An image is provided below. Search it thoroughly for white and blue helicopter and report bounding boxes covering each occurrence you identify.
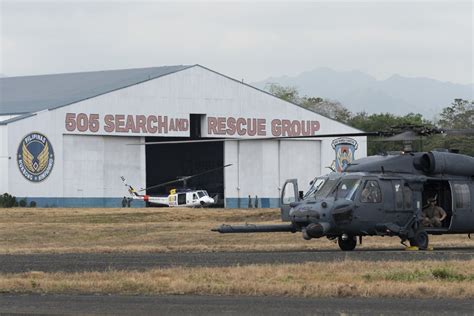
[121,164,231,207]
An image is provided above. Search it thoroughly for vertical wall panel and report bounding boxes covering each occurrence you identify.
[63,135,144,198]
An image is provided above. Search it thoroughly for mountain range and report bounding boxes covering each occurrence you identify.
[252,68,474,118]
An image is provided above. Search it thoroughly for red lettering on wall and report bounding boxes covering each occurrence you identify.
[104,115,115,132]
[271,119,281,136]
[158,116,168,133]
[236,118,246,136]
[147,116,157,133]
[217,117,226,135]
[226,117,236,135]
[257,119,266,136]
[136,115,147,133]
[208,117,218,135]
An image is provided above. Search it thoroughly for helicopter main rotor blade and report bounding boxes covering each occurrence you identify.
[128,132,381,146]
[139,164,232,192]
[139,178,187,192]
[441,128,474,136]
[179,164,232,181]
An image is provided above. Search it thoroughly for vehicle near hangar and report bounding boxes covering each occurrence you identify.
[214,150,474,251]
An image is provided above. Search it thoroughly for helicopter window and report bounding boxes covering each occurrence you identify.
[452,183,470,209]
[334,178,361,200]
[282,182,297,204]
[197,191,205,198]
[177,193,186,205]
[303,177,327,199]
[360,180,382,203]
[392,180,404,209]
[193,193,199,200]
[315,179,338,199]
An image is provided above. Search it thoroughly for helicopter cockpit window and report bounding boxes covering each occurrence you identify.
[314,178,338,199]
[303,177,327,200]
[197,191,205,198]
[360,180,382,203]
[333,178,361,200]
[193,193,199,200]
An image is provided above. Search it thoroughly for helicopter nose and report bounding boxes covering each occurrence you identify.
[302,222,331,240]
[289,206,321,223]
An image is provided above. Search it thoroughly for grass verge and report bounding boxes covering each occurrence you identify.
[0,208,472,254]
[1,260,473,298]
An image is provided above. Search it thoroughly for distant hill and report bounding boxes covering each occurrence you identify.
[252,68,474,118]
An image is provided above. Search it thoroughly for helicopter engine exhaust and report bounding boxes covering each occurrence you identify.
[417,151,474,176]
[302,222,331,240]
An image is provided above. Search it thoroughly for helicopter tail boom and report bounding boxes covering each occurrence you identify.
[212,223,296,233]
[120,176,141,197]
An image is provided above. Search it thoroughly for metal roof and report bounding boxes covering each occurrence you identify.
[0,65,193,116]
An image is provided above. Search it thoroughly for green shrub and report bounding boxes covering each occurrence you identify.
[19,199,27,207]
[431,268,466,281]
[0,193,16,208]
[29,201,37,208]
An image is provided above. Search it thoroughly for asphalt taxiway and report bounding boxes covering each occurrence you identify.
[0,294,472,315]
[1,248,473,273]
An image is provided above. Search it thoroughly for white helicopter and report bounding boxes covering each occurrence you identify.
[120,164,231,207]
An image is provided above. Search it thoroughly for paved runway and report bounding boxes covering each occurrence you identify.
[0,294,471,315]
[1,248,473,273]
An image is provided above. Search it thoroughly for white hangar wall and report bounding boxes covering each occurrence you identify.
[62,135,145,204]
[0,125,8,194]
[3,65,367,207]
[224,140,322,208]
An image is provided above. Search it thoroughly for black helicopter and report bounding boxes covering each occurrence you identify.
[213,128,474,251]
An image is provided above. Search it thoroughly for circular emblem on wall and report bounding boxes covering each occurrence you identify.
[17,132,55,182]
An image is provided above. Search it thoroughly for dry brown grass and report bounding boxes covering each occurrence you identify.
[0,207,472,254]
[1,260,473,298]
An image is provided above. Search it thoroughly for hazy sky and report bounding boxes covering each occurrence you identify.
[1,0,473,84]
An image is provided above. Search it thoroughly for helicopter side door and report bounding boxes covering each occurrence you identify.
[354,178,384,227]
[280,179,299,221]
[177,193,187,205]
[449,181,472,231]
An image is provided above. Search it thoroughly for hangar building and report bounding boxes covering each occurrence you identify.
[0,65,367,207]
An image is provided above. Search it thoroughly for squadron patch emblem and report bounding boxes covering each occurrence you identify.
[17,132,55,182]
[332,137,358,173]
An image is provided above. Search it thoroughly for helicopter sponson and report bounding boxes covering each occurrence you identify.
[213,151,474,251]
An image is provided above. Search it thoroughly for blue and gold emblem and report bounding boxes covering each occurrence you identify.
[331,137,358,173]
[17,132,55,182]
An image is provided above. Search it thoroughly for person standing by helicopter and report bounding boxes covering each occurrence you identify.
[422,195,447,227]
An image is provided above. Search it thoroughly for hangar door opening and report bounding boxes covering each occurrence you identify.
[145,137,224,206]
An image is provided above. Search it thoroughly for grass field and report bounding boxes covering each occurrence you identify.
[1,207,474,298]
[2,260,474,298]
[0,207,472,254]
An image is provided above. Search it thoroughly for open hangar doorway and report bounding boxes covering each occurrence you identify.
[144,136,225,206]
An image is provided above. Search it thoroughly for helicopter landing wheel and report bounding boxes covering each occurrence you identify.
[409,230,429,250]
[338,235,357,251]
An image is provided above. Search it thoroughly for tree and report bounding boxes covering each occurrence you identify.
[424,99,474,156]
[301,97,352,123]
[266,83,300,104]
[347,112,430,155]
[438,99,474,129]
[266,83,352,122]
[265,85,473,156]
